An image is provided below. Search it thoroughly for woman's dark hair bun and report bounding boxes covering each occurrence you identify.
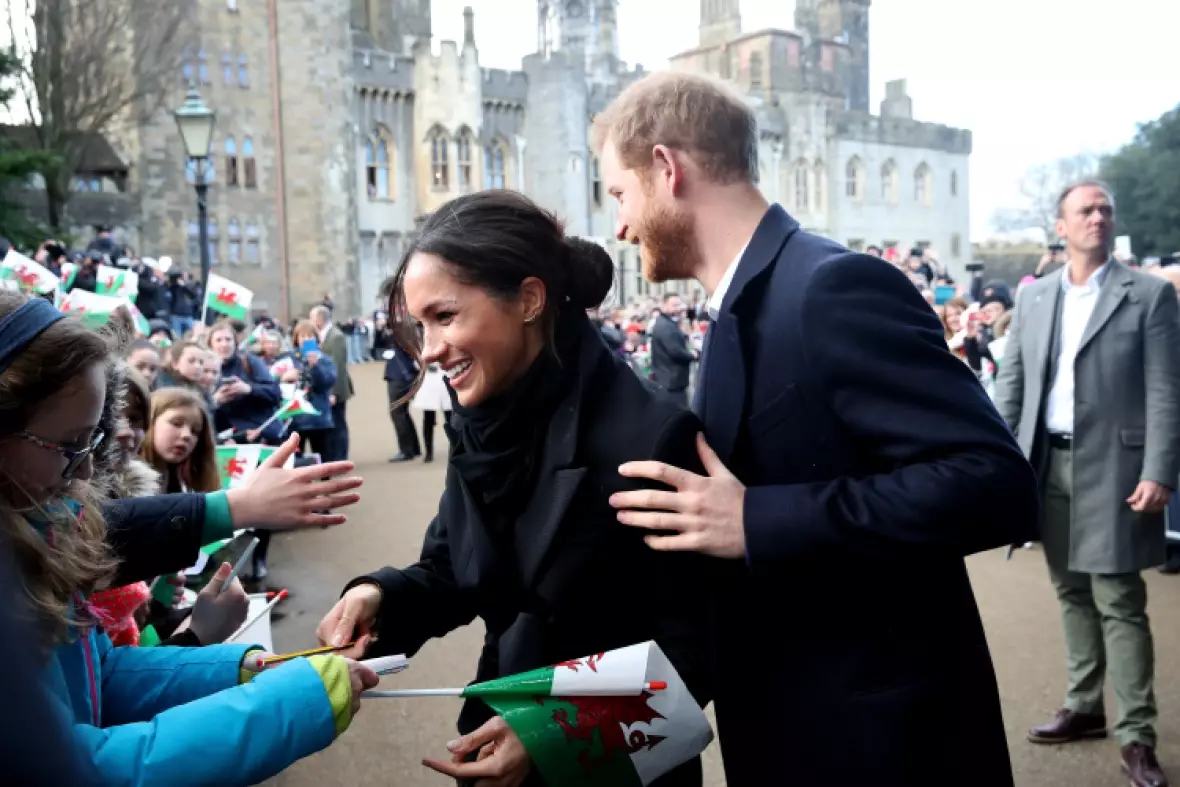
[562,237,614,310]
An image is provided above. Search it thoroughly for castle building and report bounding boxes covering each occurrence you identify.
[115,0,970,319]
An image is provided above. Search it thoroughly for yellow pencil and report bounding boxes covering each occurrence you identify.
[258,641,361,667]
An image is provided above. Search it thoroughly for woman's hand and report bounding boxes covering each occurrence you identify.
[213,387,237,406]
[345,658,380,717]
[304,351,321,367]
[422,716,531,787]
[225,433,363,529]
[187,562,250,644]
[281,369,301,382]
[315,582,381,658]
[167,573,187,607]
[244,428,262,443]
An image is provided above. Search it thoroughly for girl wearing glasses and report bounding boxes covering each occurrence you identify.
[0,291,378,786]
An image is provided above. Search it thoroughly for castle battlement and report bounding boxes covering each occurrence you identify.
[833,111,973,155]
[482,68,528,104]
[352,48,414,92]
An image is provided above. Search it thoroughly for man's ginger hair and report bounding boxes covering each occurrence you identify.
[591,70,759,185]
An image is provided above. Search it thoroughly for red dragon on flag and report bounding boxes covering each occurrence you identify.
[545,692,667,774]
[220,455,248,479]
[215,288,239,307]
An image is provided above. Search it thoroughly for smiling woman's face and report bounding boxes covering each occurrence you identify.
[402,252,541,408]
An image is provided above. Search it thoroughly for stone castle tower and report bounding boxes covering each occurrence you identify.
[699,0,741,48]
[796,0,871,112]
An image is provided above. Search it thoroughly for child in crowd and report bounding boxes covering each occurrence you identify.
[0,291,377,785]
[157,340,215,409]
[124,338,162,388]
[143,387,220,494]
[284,320,338,459]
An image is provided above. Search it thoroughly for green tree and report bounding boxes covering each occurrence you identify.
[0,48,54,247]
[1100,105,1180,257]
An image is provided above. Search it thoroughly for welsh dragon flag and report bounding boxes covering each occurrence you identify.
[0,249,59,295]
[59,261,78,290]
[276,390,319,420]
[216,444,293,489]
[96,264,139,300]
[59,289,150,334]
[472,642,713,787]
[205,272,253,320]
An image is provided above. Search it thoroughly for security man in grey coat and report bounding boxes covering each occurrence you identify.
[994,180,1180,787]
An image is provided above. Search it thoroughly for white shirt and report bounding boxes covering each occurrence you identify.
[706,243,749,320]
[1045,261,1112,435]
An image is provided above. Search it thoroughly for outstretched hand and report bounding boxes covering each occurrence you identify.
[610,433,747,559]
[422,716,530,787]
[225,433,363,530]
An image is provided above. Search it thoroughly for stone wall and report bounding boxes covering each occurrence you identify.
[523,51,590,236]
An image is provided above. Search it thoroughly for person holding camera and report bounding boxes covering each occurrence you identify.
[167,269,200,338]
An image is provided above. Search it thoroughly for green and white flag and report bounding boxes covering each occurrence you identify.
[120,298,152,336]
[216,444,293,489]
[472,642,712,787]
[1,249,59,295]
[204,272,253,321]
[59,261,78,290]
[96,264,139,300]
[276,390,319,420]
[59,289,130,330]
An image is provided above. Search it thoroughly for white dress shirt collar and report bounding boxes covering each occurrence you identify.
[707,242,749,320]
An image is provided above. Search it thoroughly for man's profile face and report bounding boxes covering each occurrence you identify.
[601,139,698,284]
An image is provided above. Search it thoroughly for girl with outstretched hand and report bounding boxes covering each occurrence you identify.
[0,292,377,786]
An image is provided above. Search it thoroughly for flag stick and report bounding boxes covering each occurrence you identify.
[224,588,287,642]
[219,536,259,595]
[254,405,286,434]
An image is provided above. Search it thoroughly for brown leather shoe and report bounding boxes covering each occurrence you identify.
[1027,708,1107,744]
[1122,743,1169,787]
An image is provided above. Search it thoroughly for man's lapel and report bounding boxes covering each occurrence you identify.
[1029,272,1062,382]
[1077,261,1132,356]
[699,205,798,461]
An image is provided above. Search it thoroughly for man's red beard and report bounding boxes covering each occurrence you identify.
[636,201,700,284]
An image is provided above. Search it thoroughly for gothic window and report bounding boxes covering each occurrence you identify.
[228,219,241,264]
[242,137,257,189]
[950,170,959,197]
[186,221,200,263]
[246,221,261,263]
[793,160,809,211]
[429,130,450,190]
[185,156,215,185]
[591,155,602,207]
[749,52,763,89]
[198,50,210,85]
[207,219,220,265]
[812,161,826,213]
[484,144,506,189]
[881,160,899,205]
[569,154,582,173]
[914,163,932,206]
[222,53,233,86]
[456,132,473,190]
[238,55,249,88]
[366,133,391,199]
[845,156,865,200]
[225,136,238,186]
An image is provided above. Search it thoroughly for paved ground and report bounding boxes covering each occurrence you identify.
[264,363,1180,786]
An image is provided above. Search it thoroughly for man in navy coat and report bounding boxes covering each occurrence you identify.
[601,72,1039,786]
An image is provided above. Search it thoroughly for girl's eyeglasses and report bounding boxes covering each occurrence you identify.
[18,429,106,480]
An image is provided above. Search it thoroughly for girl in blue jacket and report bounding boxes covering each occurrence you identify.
[0,292,378,787]
[277,320,337,458]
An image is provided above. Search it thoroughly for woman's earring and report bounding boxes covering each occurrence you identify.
[524,313,537,324]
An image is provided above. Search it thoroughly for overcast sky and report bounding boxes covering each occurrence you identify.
[433,0,1179,240]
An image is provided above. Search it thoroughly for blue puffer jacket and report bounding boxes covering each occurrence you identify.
[46,618,337,786]
[214,352,283,441]
[277,351,337,432]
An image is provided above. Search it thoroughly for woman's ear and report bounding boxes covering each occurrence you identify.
[519,277,547,323]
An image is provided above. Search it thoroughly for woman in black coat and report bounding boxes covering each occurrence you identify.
[316,191,714,787]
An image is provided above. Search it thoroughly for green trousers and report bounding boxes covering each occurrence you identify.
[1042,446,1158,747]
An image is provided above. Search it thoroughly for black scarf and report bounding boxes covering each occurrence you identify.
[445,312,585,528]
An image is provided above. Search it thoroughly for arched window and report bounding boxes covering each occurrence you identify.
[881,160,899,205]
[185,156,215,185]
[245,221,261,263]
[591,155,602,207]
[197,50,210,85]
[845,156,865,200]
[429,130,449,190]
[812,160,826,213]
[238,55,249,88]
[221,53,233,86]
[484,144,506,190]
[227,219,241,263]
[456,131,473,190]
[793,160,809,211]
[749,51,763,89]
[365,133,391,199]
[242,137,257,189]
[183,51,194,84]
[224,136,238,186]
[950,170,959,197]
[914,163,932,206]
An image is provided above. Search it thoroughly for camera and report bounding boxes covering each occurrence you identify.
[965,261,985,273]
[1048,242,1065,253]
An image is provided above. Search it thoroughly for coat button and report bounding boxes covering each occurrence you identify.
[169,516,187,531]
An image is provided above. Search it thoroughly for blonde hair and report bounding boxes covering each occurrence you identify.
[591,70,758,185]
[0,292,117,648]
[291,319,317,345]
[142,388,220,493]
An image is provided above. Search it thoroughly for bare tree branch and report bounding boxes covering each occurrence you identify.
[4,0,195,227]
[990,153,1101,240]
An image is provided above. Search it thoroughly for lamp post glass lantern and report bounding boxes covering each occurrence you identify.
[174,85,216,308]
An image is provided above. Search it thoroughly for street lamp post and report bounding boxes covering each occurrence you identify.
[173,85,217,307]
